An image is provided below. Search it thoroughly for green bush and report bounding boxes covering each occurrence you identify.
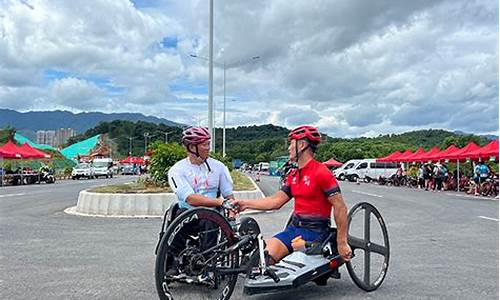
[3,160,12,172]
[64,167,73,176]
[149,143,186,183]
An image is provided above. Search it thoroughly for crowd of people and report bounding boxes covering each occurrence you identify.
[378,160,498,197]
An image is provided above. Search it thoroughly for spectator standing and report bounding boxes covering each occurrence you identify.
[440,163,449,190]
[424,164,433,191]
[433,162,443,191]
[474,160,491,196]
[418,165,425,189]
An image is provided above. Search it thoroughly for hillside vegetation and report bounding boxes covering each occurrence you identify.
[60,121,492,164]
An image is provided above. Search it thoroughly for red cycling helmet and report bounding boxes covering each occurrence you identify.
[288,125,321,144]
[182,127,211,146]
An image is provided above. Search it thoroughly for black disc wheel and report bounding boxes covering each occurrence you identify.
[155,208,239,300]
[346,202,390,292]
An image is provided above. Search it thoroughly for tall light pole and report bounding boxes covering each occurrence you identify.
[208,0,214,152]
[143,132,149,154]
[128,137,134,155]
[190,53,259,156]
[164,131,173,143]
[223,58,226,156]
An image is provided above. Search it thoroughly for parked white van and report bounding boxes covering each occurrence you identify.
[344,159,401,182]
[92,158,113,178]
[258,162,270,172]
[333,159,362,181]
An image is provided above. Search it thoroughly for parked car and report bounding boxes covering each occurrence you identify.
[72,163,95,180]
[258,162,270,174]
[333,159,362,181]
[344,159,401,182]
[92,158,113,178]
[121,164,135,175]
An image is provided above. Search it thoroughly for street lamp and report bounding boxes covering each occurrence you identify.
[127,137,134,155]
[107,137,119,160]
[143,132,150,154]
[164,131,173,143]
[190,53,259,156]
[208,0,214,152]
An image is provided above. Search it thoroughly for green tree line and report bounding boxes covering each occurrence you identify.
[64,121,493,165]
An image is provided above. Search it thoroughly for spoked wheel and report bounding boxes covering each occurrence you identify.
[155,208,239,300]
[346,202,390,292]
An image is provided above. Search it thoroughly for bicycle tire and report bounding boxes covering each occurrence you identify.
[155,208,239,300]
[346,202,390,292]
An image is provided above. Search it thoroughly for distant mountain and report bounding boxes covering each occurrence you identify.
[453,130,498,141]
[0,109,183,133]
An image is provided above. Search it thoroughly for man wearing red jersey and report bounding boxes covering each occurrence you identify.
[233,125,351,266]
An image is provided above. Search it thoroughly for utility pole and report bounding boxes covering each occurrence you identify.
[190,53,259,156]
[223,59,226,157]
[164,131,173,143]
[128,137,133,155]
[208,0,214,152]
[143,132,149,154]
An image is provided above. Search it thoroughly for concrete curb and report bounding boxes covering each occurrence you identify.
[68,188,265,218]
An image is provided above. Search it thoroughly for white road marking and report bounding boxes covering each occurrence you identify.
[0,193,26,198]
[445,193,497,201]
[478,216,499,222]
[351,190,383,198]
[240,209,274,215]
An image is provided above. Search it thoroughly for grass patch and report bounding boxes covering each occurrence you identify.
[89,171,256,194]
[231,171,255,191]
[89,181,171,194]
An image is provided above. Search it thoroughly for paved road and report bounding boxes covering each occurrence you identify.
[1,174,498,299]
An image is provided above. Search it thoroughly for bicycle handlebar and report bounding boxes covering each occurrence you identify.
[221,198,237,211]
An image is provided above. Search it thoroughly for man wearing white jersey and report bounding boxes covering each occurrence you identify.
[168,127,234,212]
[165,127,234,278]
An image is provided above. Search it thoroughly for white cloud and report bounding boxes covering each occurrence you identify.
[0,0,497,137]
[49,77,107,109]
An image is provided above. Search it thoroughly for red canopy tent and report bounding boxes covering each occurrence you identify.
[323,158,343,168]
[0,147,18,159]
[427,145,459,162]
[391,149,413,162]
[467,140,499,161]
[120,156,145,164]
[19,143,51,159]
[134,157,145,164]
[445,142,481,161]
[400,148,425,162]
[414,147,441,162]
[376,150,402,162]
[0,140,22,158]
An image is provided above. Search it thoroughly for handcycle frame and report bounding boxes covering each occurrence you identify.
[155,201,390,299]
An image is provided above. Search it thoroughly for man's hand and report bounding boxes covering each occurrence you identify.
[231,199,248,212]
[338,242,352,261]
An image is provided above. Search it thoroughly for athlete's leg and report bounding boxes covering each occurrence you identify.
[265,237,289,264]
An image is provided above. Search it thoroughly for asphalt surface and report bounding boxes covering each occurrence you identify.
[1,173,498,299]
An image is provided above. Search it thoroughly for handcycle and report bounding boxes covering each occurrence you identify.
[154,200,390,300]
[480,176,499,197]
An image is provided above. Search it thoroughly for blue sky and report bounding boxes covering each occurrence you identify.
[0,0,497,137]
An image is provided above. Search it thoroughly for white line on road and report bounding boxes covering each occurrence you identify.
[0,193,26,198]
[241,209,275,215]
[445,193,497,201]
[351,190,383,198]
[478,216,499,222]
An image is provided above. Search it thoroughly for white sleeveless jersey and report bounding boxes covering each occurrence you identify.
[168,157,234,209]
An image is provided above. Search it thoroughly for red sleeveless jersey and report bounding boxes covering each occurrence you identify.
[281,159,341,218]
